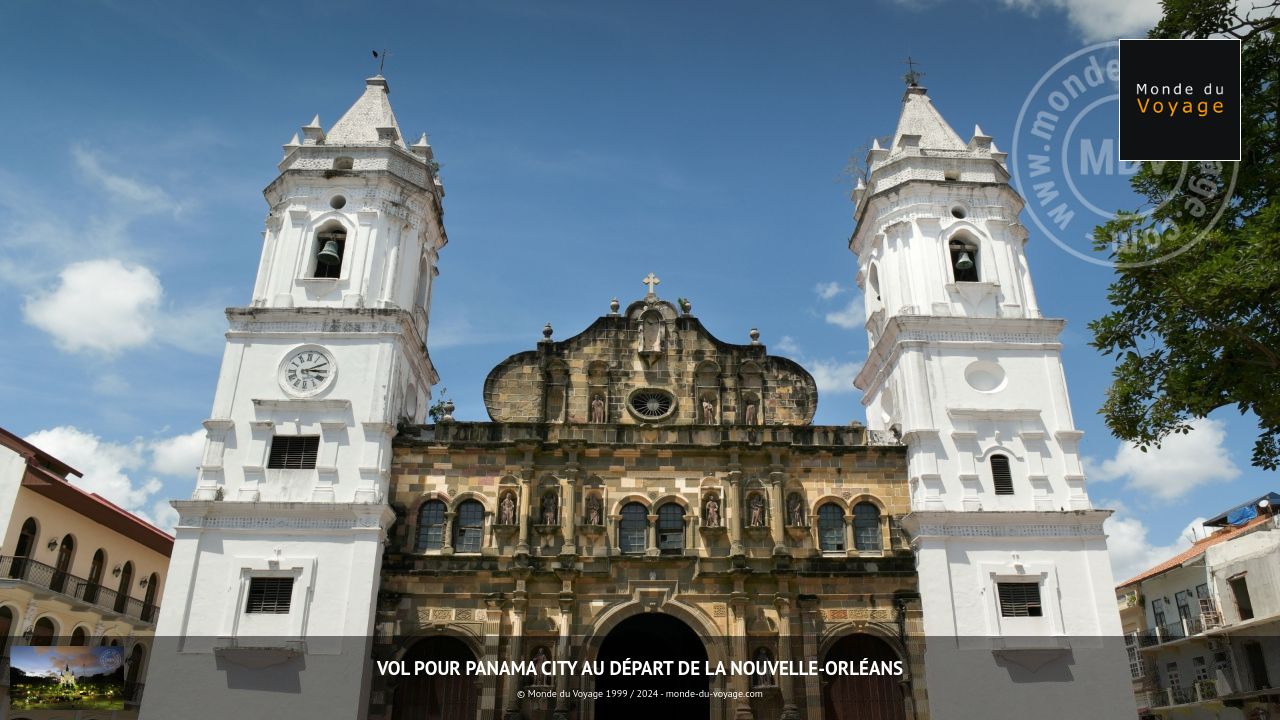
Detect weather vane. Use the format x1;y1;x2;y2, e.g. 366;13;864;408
904;56;924;87
372;48;389;75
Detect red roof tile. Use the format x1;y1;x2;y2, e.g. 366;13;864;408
1117;513;1273;588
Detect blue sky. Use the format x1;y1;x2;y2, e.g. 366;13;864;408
0;0;1271;581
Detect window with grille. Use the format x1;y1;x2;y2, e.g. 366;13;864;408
416;500;446;551
619;503;648;554
452;500;484;553
657;503;685;554
991;454;1014;495
818;503;845;553
853;503;881;551
245;577;294;614
267;436;319;469
997;582;1042;617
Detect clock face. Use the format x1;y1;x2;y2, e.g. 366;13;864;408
280;347;335;396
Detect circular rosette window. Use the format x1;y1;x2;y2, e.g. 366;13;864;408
626;388;677;422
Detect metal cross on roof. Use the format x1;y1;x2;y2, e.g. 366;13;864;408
642;272;661;295
904;56;924;87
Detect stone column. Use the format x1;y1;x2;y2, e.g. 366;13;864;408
768;471;786;555
726;472;744;556
845;512;856;557
775;595;801;720
552;591;575;720
562;467;578;556
646;513;660;557
797;596;822;715
607;513;621;554
502;593;528;720
441;511;457;555
516;473;533;556
730;593;755;720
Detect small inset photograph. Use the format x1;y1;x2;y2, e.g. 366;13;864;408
8;645;126;711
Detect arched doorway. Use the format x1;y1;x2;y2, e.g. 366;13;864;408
595;613;709;719
142;573;159;622
125;644;146;705
115;561;133;614
391;635;477;720
86;549;106;604
0;606;13;654
10;518;37;579
30;617;55;646
822;633;907;720
50;535;75;593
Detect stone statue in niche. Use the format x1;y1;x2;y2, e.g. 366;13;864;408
541;492;558;525
704;496;721;528
585;494;602;525
499;492;517;525
531;647;550;685
701;398;717;424
748;494;766;527
742;399;758;425
752;648;774;686
788;494;804;526
641;313;665;353
590;394;606;423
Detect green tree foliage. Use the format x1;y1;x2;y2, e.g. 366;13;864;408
1089;0;1280;469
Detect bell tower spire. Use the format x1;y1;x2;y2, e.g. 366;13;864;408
141;75;449;720
850;87;1134;719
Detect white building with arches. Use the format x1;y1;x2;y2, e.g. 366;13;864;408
0;426;172;718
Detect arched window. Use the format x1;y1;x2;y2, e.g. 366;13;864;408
868;263;881;302
86;549;107;604
312;224;346;279
70;626;87;645
115;561;134;614
853;503;882;551
619;503;648;554
818;503;846;553
415;500;447;551
657;503;685;554
452;500;484;553
0;606;13;654
991;454;1014;495
949;236;979;282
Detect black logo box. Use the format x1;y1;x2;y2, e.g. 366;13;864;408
1119;38;1241;162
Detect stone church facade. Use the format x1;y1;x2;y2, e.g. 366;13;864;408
371;291;926;719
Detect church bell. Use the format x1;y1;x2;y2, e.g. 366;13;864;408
317;239;342;266
954;251;974;271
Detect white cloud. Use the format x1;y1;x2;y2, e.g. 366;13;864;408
24;426;160;513
23;260;162;354
1106;509;1208;583
71;145;173;209
150;430;205;477
808;359;860;395
999;0;1161;42
23;426;199;533
1087;418;1240;501
824;296;865;330
814;281;844;300
775;335;802;355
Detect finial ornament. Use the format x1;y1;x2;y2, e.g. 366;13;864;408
542;322;553;341
642;272;661;296
749;328;761;345
609;298;620;315
371;49;389;76
904;56;924;87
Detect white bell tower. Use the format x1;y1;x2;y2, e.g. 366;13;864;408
851;85;1135;719
140;76;446;720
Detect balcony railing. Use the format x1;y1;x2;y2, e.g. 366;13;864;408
1139;609;1225;647
1146;680;1221;708
0;556;158;624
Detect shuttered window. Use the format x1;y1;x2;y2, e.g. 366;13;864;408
997;582;1042;617
267;436;319;469
245;577;294;614
991;454;1014;495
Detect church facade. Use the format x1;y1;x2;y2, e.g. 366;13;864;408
371;289;925;720
138;74;1136;720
